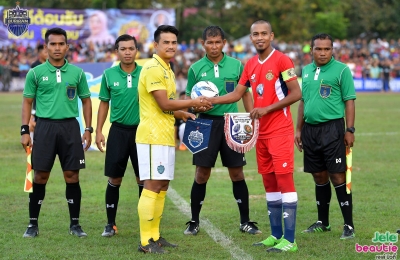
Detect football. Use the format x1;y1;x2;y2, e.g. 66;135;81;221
190;81;219;99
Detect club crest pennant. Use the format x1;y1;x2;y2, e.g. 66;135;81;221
182;118;213;154
224;113;259;153
4;2;31;37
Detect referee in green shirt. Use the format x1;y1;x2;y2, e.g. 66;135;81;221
95;34;143;237
183;26;260;236
295;33;356;239
20;28;92;238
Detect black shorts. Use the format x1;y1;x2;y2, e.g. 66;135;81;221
301;118;346;174
32;118;85;172
193;114;246;168
104;123;139;178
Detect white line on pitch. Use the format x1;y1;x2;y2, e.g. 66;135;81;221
357;132;399;136
167;186;253;260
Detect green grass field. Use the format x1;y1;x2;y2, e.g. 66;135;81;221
1;92;399;260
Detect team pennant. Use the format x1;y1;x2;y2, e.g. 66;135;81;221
182;118;213;154
224;113;259;153
24;147;33;193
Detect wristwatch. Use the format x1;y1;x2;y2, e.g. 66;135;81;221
85;126;93;133
346;127;355;133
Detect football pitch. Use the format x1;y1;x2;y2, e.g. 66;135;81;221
0;92;399;259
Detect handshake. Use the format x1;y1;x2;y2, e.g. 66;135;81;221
191;96;213;112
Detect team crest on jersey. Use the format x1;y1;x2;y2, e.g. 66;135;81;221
256;84;264;96
266;70;274;81
320;84;331;98
225;81;235;93
66;86;77;100
157;164;165;174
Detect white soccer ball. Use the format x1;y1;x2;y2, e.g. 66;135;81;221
190;81;219;99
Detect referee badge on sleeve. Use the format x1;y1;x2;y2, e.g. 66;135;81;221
66;86;77;100
224;113;259;153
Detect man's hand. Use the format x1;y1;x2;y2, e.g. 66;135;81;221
294;131;303;152
20;134;32;149
95;132;106;152
82;131;92;151
250;107;269;119
344;132;355;147
181;111;196;122
192;96;212;110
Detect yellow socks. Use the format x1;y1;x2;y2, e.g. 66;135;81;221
152;190;167;241
138;189;158;246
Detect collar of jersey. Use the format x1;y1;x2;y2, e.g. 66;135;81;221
204;52;227;67
152;54;170;70
45;59;68;72
312;57;335;72
116;62;139;78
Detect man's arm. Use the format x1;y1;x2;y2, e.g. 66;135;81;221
241;90;253;112
344;99;355;147
95;101;109;152
250;79;302;119
81;97;92;151
294;100;305;152
152;90;211;111
20;97;34;148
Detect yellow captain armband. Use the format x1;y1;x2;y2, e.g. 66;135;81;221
281;68;297;81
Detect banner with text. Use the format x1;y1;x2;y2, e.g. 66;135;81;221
0;7;175;46
353;78;400;92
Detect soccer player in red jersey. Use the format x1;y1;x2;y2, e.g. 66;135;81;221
209;20;302;253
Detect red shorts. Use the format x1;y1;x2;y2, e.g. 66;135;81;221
256;135;294;175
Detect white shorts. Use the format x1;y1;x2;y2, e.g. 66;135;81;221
136;144;175;181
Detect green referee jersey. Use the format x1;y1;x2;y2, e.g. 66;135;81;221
23;59;91;119
99;63;142;125
186;53;245;116
301;57;356;124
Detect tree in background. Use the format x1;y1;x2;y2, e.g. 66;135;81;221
5;0;400;42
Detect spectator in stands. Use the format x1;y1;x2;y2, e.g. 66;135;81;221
31;44;48;68
381;58;392;92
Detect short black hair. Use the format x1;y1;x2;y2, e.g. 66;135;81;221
45;28;67;44
179;91;186;96
202;26;225;41
311;33;333;48
251;20;272;32
154;25;179;43
37;44;44;52
115;34;137;50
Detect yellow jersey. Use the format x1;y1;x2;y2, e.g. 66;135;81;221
136;54;176;146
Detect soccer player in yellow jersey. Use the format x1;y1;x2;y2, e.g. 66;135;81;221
136;25;212;254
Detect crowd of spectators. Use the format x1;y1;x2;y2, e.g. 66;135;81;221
1;37;400;92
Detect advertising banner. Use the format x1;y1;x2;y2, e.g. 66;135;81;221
0;7;175;46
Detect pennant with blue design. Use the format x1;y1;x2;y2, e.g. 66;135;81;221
182;118;213;154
